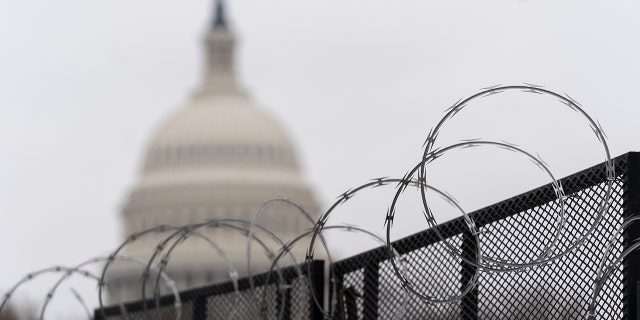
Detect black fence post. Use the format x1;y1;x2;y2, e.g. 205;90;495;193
193;296;207;320
637;281;640;320
460;229;479;320
624;152;640;320
310;261;325;320
362;261;379;319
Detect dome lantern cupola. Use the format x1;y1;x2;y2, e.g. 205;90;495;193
201;0;242;96
212;0;228;30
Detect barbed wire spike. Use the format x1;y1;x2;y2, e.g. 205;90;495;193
480;84;503;90
449;103;465;117
522;82;544;88
529;156;547;171
423;128;440;147
497;145;517;152
371;177;389;187
338;189;353;203
589;122;604;143
522;84;543;95
425;147;444;163
484;89;505;97
395;171;413;191
442;190;460;207
564;92;583;107
536;152;550;168
444;98;462;113
384;208;395;227
463;142;479;149
558;97;579;112
499;139;520;147
597;120;608;139
606;162;616;181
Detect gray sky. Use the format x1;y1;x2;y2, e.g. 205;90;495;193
1;0;639;318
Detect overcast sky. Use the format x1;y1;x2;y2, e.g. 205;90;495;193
1;0;639;318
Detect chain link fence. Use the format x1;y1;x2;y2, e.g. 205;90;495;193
94;152;640;319
331;152;639;319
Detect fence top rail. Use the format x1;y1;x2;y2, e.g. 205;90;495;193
332;152;633;275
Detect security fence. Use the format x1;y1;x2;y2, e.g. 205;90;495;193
93;152;640;319
332;152;640;319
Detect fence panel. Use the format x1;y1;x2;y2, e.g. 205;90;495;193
331;152;638;320
94;152;640;319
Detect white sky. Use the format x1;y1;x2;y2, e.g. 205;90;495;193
1;0;639;318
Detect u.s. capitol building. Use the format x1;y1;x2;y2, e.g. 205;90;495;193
108;1;320;302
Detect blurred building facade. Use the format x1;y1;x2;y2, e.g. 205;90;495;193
108;1;319;302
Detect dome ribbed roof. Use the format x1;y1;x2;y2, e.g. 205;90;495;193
149;94;291;149
140;93;301;177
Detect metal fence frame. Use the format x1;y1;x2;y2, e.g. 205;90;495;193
331;152;640;319
95;152;640;319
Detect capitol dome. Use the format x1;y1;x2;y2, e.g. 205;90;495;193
147;96;294;158
109;0;320;302
141;94;302;181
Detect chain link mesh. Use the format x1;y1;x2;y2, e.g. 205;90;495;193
96;154;638;319
332;155;630;319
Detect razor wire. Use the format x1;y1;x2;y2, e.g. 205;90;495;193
247;198;332;318
99;222;260;320
40;256;129;320
388;140;565;273
98;225;196;320
1;265;113;319
6;84;629;319
140;225;238;320
247;199;323;290
305;84;613;311
97;224;243;319
415;84;613;270
268;224;409;320
140;219;300;320
306;175;480;305
59;255;180;320
0;254;180;320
